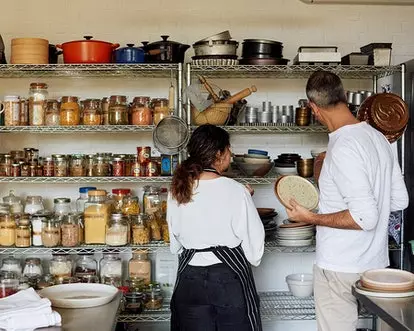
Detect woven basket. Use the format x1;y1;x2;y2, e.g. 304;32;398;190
191;103;232;126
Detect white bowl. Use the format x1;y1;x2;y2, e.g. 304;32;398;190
275;166;297;175
286;273;313;297
244;158;270;165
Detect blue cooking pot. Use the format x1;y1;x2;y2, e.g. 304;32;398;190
114;44;145;63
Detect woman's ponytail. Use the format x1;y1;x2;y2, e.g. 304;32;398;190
171;158;202;205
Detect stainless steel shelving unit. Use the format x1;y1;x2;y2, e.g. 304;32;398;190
0;125;155;133
192;125;328;134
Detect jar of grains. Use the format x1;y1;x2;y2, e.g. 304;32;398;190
28;83;48;126
19;99;29;126
85;154;94;177
106;213;128;246
70;154;86;177
61;213;79;247
84;190;111;244
152;98;169;125
0;214;16;247
53;155;68;177
82;99;102;125
15;214;31;247
131;214;150;245
41;218;60;247
50;256;72;280
60;96;80;126
1;257;22;276
128;250;151;284
4;95;21;127
45;99;60;126
108;95;128;125
23;258;43;278
93;155;110;177
100;254;122;279
161;221;170;243
43;157;54;177
131;97;153;125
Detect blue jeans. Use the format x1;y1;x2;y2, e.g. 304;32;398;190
172;263;252;331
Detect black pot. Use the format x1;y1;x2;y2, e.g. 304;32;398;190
143;35;190;63
49;44;62;64
242;39;283;59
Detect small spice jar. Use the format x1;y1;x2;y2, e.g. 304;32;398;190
100;254;122;280
53;198;71;216
60;96;80;126
28;83;48;126
93;155;110;177
74;255;97;281
23;257;43;278
45;99;60;126
106;214;129;246
1;257;22;277
131;214;150;245
128;250;151;284
15;214;32;247
50;255;72;280
122;195;140;216
82;99;102;125
111;157;125;177
53;156;68;177
152;98;169;125
125;277;146;292
0;154;12;177
144;283;164;310
131;97;153;125
109;95;128;125
61;213;80;247
41;218;61;247
0;214;16;247
70;154;86;177
124;292;144;313
43;157;54;177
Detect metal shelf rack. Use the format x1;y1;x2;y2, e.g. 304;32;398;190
192;125;328;134
0;125;155;133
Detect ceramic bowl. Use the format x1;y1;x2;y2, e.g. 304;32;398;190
244;158;271;165
244;153;270;159
286;273;313;297
275;166;297;175
237;161;274;177
248;149;268;156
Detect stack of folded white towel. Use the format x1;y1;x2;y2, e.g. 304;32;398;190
0;288;61;331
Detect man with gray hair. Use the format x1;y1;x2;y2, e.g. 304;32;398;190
285;71;408;331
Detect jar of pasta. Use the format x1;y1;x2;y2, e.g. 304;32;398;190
82;99;102;125
45;99;60;126
0;214;15;247
15;214;31;247
50;256;72;280
111;188;130;212
131;97;153;125
143;186;161;215
106;213;128;246
122;195;140;216
84;190;111;244
131;214;150;245
41;218;60;247
128;250;151;284
108;95;128;125
148;215;161;241
70;154;86;177
28;83;48;126
61;213;79;247
161;221;169;243
152;98;169;125
60;96;80;126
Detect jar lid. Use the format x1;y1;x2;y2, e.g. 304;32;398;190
3;96;19;101
52;255;69;261
110;213;124;221
25;257;41;265
133;96;151;104
109;95;127;103
61;96;79;103
112;189;130;195
30;83;48;89
88;190;107;197
54;198;71;204
79;187;97;194
112;157;123;162
125;291;144;298
26;195;42;200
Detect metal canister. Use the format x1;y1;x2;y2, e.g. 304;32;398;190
137;147;151;164
145;161;160;177
161;154;178;176
131;159;141;177
112;157;125;177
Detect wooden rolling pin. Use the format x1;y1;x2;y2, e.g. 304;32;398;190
198;75;221;102
221;85;257;104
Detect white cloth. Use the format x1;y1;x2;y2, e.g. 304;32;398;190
317;122;409;273
167;177;265;266
0;288;61;331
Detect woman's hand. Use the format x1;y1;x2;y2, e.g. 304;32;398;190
286;198;314;223
245;184;254;196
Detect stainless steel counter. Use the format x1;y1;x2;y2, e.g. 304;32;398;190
353;286;414;331
37;292;122;331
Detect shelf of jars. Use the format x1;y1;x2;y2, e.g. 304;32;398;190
217;124;328;134
0;125;156;133
0;64;180;78
188;64;403;79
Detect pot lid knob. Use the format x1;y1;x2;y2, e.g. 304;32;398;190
127;43;135;47
141;41;149;46
84;36;93;40
161;35;169;41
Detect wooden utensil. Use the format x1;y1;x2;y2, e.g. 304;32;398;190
221;86;257;104
198;75;221;103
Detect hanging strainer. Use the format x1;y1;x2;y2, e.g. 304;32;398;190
153;116;190;155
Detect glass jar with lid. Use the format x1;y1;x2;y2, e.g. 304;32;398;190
0;203;10;215
128;250;151;284
161;220;170;243
53;156;68;177
76;187;97;213
143;186;161;215
70;154;86;177
131;97;153;125
93;155;110;177
85;154;94;177
50;255;72;280
125;277;146;292
15;214;31;247
106;213;128;246
53;198;71;216
1;257;22;276
152;98;169;125
30;212;51;246
111;188;131;212
60;96;80;126
122;195;140;216
100;254;122;279
124;292;144;314
82;99;102;125
4;95;21;127
24;196;44;215
2;190;23;214
0;214;16;247
41;218;61;247
74;255;97;281
84;190;111;244
23;257;43;278
28;83;48;126
45;99;60;126
144;283;164;310
108;95;128;125
131;214;150;245
37;274;55;290
61;213;79;247
0;154;12;177
43;157;54;177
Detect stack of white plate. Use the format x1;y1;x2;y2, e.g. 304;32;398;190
276;223;315;247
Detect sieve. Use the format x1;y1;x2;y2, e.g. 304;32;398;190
152;115;190;155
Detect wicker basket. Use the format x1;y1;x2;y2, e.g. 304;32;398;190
191;103;232;126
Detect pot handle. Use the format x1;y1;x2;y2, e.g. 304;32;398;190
84;36;93;40
56;44;62;49
161;35;169;41
112;43;120;49
127;44;135;47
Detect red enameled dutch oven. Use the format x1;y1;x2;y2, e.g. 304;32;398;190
57;36;120;64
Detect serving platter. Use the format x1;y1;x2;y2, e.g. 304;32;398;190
354;280;414;298
361;269;414;292
275;176;319;210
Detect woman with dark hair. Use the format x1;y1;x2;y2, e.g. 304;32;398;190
167;124;265;331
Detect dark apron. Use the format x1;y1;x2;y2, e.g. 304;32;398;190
170;245;262;331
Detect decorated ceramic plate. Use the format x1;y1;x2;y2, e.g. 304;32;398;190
275;175;319;210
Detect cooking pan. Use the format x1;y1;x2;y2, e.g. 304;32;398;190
242;39;284;59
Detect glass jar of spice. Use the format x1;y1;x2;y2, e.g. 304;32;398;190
43;157;54;177
131;214;150;245
61;213;79;247
111;157;125;177
24;196;44;215
0;154;12;177
28;83;48;126
106;213;128;246
131;97;153;125
74;255;97;281
53;155;68;177
45;99;60;126
84;190;111;244
23;258;43;278
70;154;86;177
41;218;61;247
128;250;151;284
0;214;16;247
108;95;128;125
4;95;21;127
124;292;144;314
152;98;169;125
60;96;80;126
50;256;72;280
15;214;31;247
53;198;71;216
82;99;102;125
144;283;164;310
93;155;110;177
